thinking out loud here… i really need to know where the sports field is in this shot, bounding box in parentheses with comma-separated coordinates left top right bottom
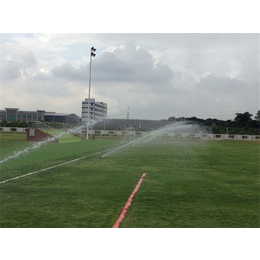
(0, 132, 259, 228)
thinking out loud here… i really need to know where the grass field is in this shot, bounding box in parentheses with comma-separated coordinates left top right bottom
(0, 131, 259, 228)
(41, 129, 82, 143)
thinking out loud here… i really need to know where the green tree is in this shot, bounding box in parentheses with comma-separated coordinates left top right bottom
(255, 110, 260, 121)
(234, 112, 252, 127)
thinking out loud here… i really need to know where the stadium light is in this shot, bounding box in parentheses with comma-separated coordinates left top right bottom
(86, 46, 96, 140)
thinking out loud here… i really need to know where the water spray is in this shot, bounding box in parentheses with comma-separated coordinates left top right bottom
(100, 142, 133, 158)
(0, 123, 84, 164)
(100, 122, 203, 159)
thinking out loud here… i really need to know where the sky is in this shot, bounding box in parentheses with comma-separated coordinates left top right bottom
(0, 2, 259, 122)
(0, 33, 259, 121)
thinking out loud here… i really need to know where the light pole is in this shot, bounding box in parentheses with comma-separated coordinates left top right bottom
(86, 46, 96, 140)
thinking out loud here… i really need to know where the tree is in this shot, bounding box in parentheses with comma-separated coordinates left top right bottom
(255, 110, 260, 121)
(168, 116, 176, 121)
(234, 112, 252, 127)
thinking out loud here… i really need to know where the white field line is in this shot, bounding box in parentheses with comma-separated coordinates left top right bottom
(0, 149, 114, 185)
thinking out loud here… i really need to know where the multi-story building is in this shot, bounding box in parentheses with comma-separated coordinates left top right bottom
(81, 98, 107, 125)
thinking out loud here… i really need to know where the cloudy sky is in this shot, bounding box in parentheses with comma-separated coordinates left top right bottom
(0, 33, 259, 121)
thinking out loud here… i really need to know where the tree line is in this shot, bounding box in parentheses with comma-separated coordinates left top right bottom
(0, 121, 28, 127)
(168, 111, 260, 135)
(1, 111, 259, 135)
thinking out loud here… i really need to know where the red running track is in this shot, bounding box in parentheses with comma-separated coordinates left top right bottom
(112, 173, 146, 228)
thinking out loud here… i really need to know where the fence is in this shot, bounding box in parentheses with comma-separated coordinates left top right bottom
(0, 127, 27, 132)
(92, 130, 259, 141)
(1, 127, 259, 141)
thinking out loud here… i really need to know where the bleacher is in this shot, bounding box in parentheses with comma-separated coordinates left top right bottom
(93, 119, 170, 131)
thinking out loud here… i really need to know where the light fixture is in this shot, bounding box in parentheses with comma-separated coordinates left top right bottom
(86, 46, 96, 140)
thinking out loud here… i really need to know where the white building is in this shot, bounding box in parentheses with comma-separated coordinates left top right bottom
(81, 98, 107, 125)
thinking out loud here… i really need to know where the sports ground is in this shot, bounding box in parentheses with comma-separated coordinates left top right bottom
(0, 131, 259, 228)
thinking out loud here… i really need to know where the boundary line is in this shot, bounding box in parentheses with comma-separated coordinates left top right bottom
(112, 173, 146, 228)
(0, 149, 113, 185)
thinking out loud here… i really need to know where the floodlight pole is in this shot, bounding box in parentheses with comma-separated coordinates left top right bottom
(86, 47, 96, 140)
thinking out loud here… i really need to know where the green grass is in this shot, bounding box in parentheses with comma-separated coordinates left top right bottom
(0, 132, 27, 158)
(0, 132, 259, 227)
(58, 134, 81, 143)
(40, 129, 82, 143)
(41, 129, 66, 137)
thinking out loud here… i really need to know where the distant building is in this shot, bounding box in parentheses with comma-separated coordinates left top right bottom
(81, 98, 107, 125)
(0, 108, 45, 122)
(45, 112, 80, 124)
(0, 108, 80, 124)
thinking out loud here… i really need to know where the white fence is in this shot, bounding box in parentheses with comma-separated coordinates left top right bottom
(92, 130, 259, 141)
(0, 127, 27, 132)
(1, 127, 259, 141)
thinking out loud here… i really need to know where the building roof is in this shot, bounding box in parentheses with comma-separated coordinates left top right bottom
(45, 112, 80, 117)
(1, 108, 80, 119)
(18, 110, 38, 113)
(4, 108, 19, 111)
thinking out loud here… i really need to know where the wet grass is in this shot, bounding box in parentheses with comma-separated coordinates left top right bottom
(58, 134, 82, 143)
(0, 132, 28, 157)
(0, 132, 259, 227)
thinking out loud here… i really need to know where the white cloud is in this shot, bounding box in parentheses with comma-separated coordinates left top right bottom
(0, 33, 259, 120)
(39, 68, 49, 74)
